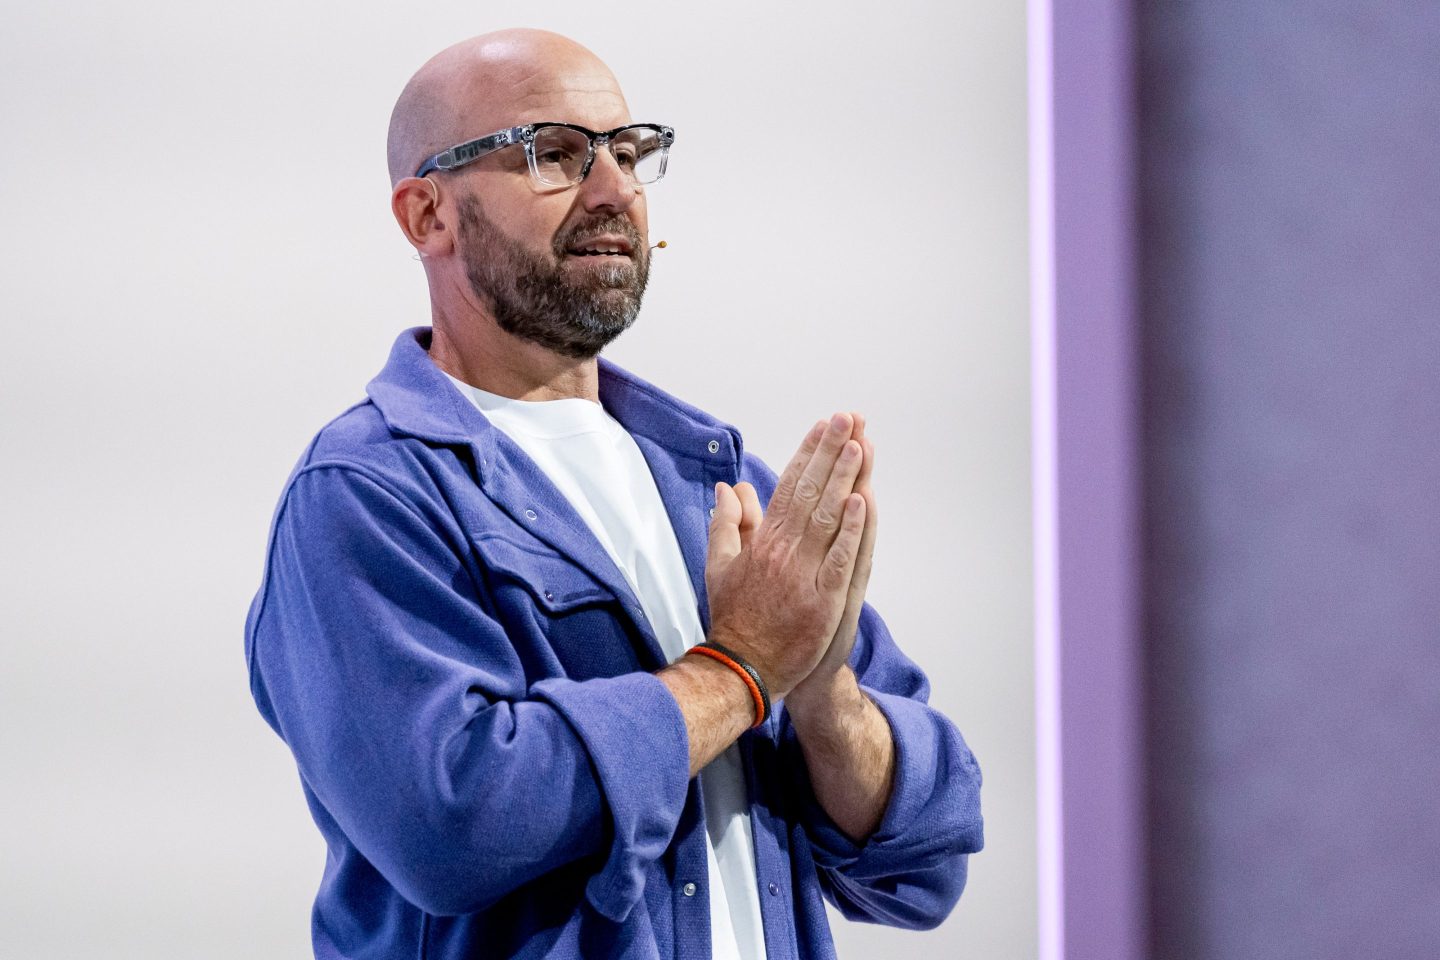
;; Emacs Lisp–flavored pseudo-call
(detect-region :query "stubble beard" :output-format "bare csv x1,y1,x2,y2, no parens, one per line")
455,193,651,360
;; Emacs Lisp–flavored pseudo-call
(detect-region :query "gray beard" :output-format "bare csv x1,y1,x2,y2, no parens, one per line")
456,193,650,360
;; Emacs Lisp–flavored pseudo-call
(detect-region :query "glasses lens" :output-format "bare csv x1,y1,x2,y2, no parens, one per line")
611,127,669,185
530,126,592,185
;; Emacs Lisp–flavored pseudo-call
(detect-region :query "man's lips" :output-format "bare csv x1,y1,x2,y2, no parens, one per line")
563,233,636,257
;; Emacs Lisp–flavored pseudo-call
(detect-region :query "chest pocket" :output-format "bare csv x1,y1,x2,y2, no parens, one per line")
474,534,648,680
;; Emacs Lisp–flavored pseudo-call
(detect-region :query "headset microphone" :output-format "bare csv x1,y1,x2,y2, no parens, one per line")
650,240,668,250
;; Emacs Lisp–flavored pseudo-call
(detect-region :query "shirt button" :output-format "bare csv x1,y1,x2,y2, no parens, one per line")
543,590,554,602
707,440,720,453
524,508,538,521
768,881,779,896
683,882,697,897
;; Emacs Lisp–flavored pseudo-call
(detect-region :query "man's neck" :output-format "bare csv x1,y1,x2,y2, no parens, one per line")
428,313,601,404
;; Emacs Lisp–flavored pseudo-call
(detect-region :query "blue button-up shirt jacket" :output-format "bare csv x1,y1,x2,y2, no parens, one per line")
244,327,984,959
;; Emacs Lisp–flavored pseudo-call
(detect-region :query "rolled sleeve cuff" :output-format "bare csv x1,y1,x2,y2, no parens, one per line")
799,686,984,878
530,672,691,922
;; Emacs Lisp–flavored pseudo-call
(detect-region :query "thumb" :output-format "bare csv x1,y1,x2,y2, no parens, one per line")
707,481,743,570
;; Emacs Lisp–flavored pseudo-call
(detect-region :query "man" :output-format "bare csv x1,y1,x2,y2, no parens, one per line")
245,28,983,960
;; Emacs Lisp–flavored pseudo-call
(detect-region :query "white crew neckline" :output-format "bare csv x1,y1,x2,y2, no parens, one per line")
458,379,620,441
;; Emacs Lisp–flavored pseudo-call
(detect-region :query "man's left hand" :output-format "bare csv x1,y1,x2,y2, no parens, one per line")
776,413,895,844
788,412,877,702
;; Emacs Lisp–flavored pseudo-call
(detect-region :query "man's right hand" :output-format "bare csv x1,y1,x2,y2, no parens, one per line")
703,412,868,701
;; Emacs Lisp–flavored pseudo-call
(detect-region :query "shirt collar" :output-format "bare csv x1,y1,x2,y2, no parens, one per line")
364,326,745,480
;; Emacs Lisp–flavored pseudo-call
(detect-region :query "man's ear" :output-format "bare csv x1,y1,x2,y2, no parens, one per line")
391,177,453,259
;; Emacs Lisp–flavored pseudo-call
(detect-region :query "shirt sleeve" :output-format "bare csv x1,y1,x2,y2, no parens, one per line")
244,462,690,921
777,602,985,930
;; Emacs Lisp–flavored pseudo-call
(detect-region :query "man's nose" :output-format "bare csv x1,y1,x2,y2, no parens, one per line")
577,145,640,214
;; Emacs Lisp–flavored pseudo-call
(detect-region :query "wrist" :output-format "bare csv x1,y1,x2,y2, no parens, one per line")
659,654,754,733
656,652,756,778
686,640,771,728
784,664,859,721
706,625,778,696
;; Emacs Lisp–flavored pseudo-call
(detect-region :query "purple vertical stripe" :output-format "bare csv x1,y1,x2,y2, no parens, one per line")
1031,0,1147,957
1027,0,1063,956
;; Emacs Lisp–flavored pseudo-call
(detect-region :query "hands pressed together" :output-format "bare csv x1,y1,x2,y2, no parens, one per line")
660,410,894,830
703,411,879,704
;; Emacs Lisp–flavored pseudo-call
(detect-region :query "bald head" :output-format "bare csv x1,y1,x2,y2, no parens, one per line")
386,29,629,187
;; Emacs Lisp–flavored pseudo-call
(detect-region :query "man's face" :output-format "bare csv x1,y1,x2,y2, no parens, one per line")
445,65,653,360
454,188,650,360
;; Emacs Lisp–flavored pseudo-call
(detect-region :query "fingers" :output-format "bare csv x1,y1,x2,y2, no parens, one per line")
853,436,877,555
766,419,828,521
783,412,856,535
707,482,743,569
851,479,878,595
734,482,763,549
851,415,874,495
850,420,877,571
817,493,866,594
802,437,864,560
850,411,866,444
830,428,877,646
846,416,876,561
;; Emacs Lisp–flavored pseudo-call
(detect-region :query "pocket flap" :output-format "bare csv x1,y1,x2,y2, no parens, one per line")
475,534,615,613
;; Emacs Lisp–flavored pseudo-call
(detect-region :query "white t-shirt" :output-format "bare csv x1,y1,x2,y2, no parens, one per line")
444,372,768,960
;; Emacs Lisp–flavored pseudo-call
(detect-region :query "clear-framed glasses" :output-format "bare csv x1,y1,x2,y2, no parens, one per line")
414,122,675,187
